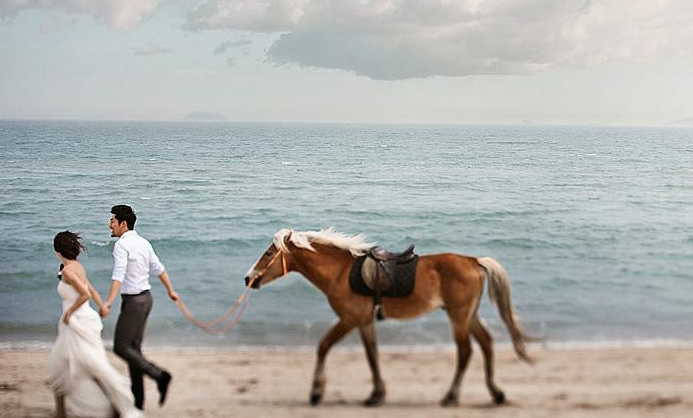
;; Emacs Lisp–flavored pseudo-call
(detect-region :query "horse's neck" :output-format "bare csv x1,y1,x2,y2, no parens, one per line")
291,244,352,292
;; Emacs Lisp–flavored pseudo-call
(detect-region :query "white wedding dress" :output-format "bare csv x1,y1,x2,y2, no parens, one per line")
49,280,143,418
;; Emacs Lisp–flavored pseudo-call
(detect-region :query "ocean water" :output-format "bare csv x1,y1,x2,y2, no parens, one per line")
1,120,692,348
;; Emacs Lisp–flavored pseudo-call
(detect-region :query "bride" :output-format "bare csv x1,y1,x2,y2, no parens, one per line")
50,231,142,418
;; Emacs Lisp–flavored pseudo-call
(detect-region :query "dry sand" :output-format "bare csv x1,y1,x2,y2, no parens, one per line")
1,345,692,417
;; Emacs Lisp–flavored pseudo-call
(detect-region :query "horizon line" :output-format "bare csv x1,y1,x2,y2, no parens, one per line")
0,117,688,129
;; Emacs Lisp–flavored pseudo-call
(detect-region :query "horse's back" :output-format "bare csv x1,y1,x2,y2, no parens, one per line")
416,253,485,300
418,252,482,277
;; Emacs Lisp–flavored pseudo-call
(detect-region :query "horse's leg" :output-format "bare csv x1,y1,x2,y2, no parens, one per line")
358,321,386,406
471,314,506,404
441,307,475,407
310,319,355,406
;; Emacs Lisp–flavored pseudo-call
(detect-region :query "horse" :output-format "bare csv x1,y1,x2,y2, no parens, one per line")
244,228,532,407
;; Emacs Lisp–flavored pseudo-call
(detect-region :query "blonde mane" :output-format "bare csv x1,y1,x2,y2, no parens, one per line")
273,227,375,257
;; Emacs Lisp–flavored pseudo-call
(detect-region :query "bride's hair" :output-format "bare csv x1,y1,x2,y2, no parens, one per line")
54,231,86,260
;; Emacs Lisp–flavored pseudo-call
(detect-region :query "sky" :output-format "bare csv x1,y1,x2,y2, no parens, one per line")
1,0,692,125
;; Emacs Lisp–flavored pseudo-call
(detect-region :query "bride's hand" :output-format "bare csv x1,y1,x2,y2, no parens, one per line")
62,311,72,325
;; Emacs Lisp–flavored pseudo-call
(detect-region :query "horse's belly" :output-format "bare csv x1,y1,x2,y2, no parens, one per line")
384,294,443,320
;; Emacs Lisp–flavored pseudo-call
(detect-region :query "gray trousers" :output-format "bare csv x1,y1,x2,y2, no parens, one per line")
114,290,164,408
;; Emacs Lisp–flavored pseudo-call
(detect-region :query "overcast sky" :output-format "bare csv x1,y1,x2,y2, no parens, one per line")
1,0,692,124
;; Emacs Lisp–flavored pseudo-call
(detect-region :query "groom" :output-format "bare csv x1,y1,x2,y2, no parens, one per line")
102,204,179,410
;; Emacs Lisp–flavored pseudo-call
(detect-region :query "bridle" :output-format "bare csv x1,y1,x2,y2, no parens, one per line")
246,248,288,286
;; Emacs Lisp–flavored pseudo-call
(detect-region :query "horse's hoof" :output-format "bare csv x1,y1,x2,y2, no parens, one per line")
440,394,459,407
309,392,323,406
363,391,385,407
363,396,384,407
493,391,506,405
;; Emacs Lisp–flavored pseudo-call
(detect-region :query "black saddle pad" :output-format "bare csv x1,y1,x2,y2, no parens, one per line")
348,255,418,298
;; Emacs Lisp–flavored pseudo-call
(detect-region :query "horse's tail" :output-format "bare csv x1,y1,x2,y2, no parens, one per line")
477,256,533,363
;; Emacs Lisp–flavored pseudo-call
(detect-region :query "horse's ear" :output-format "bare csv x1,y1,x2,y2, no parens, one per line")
283,230,293,243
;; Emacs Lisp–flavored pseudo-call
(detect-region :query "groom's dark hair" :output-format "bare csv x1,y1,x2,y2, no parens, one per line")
111,205,136,230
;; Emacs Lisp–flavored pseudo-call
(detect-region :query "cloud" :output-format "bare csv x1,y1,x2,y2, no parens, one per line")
186,0,693,80
186,0,309,32
214,39,253,55
133,43,172,56
0,0,166,30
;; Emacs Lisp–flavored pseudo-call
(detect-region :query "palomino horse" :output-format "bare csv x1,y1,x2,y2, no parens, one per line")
244,228,532,407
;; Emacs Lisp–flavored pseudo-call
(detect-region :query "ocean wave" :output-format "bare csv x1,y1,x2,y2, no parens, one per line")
149,237,263,251
90,240,111,247
482,208,571,218
167,178,218,185
482,237,565,250
0,210,38,216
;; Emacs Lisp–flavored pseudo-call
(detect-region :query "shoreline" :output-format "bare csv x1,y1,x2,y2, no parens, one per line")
2,346,692,417
4,338,693,352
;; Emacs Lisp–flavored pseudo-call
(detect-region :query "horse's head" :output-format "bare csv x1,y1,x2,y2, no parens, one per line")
244,229,292,289
244,227,373,289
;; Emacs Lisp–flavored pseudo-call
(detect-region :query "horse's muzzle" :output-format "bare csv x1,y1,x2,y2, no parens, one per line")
244,276,261,289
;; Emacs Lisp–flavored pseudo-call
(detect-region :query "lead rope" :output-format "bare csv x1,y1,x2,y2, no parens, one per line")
174,250,287,335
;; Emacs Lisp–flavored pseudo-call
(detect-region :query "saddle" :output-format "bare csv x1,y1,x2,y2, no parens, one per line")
349,245,418,321
361,244,416,291
368,244,416,262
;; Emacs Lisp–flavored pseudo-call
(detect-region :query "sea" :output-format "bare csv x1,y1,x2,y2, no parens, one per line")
1,120,692,349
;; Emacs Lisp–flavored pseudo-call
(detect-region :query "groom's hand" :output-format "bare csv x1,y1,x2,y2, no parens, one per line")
168,290,180,302
99,304,110,318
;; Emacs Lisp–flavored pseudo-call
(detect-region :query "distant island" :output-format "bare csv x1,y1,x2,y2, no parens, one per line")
666,117,693,127
184,111,225,121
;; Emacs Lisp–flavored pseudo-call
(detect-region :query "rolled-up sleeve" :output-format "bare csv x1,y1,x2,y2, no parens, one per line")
111,242,128,282
149,246,165,276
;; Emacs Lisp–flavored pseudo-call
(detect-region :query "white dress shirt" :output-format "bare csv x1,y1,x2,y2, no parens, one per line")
111,230,166,295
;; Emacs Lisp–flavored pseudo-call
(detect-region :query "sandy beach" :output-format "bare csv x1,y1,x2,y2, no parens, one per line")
1,345,692,418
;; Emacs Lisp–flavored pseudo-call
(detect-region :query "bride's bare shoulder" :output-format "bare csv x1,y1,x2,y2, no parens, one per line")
62,262,87,284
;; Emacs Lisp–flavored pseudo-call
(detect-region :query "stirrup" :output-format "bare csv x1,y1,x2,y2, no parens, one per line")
374,304,386,321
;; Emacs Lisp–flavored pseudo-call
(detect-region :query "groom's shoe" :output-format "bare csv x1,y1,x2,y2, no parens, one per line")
157,371,172,406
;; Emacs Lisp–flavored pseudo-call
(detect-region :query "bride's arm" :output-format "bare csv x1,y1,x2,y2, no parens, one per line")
85,279,106,312
61,270,90,324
